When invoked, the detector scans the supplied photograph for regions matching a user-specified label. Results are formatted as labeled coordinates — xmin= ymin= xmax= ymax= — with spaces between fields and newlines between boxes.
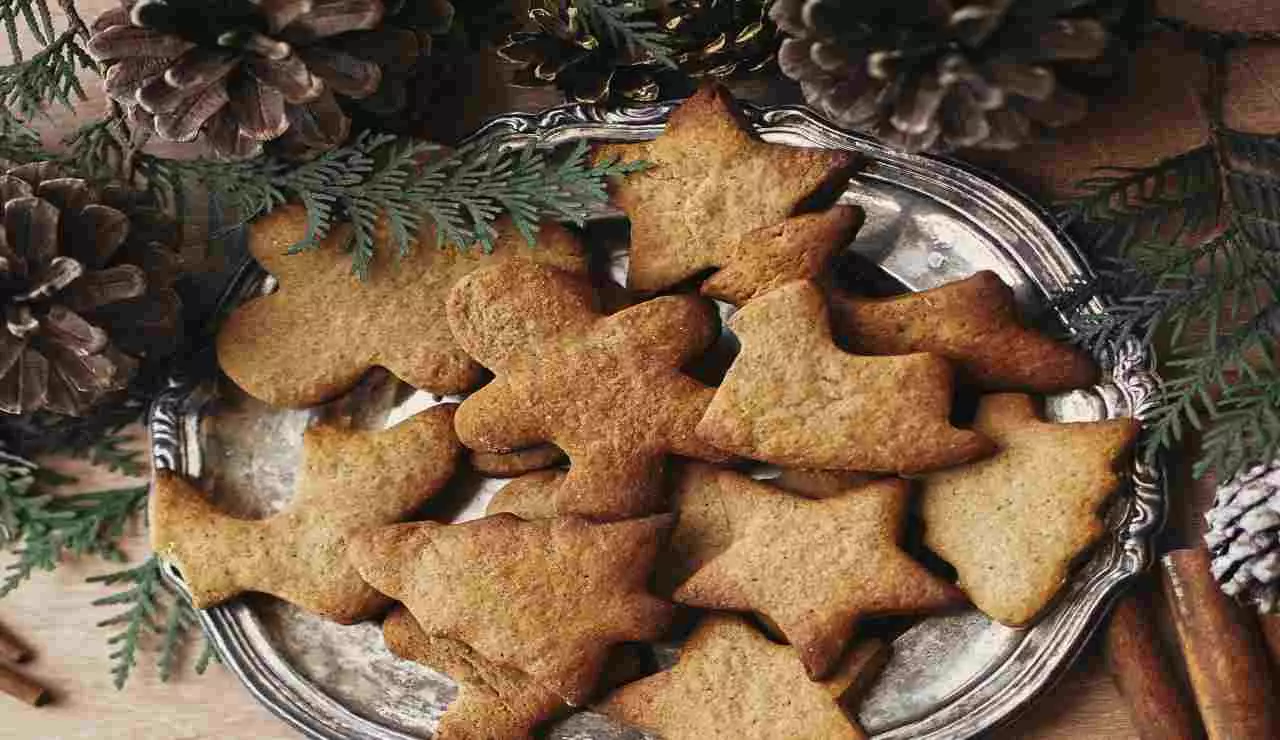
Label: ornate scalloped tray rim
xmin=149 ymin=99 xmax=1165 ymax=740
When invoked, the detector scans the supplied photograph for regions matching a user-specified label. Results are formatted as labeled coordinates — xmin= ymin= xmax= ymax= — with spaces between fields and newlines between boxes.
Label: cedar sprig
xmin=90 ymin=556 xmax=213 ymax=689
xmin=135 ymin=132 xmax=648 ymax=279
xmin=1 ymin=0 xmax=57 ymax=63
xmin=0 ymin=454 xmax=148 ymax=598
xmin=574 ymin=0 xmax=676 ymax=68
xmin=0 ymin=28 xmax=91 ymax=123
xmin=1059 ymin=122 xmax=1280 ymax=481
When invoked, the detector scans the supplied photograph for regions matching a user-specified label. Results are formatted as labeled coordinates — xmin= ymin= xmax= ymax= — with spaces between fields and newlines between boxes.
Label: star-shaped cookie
xmin=150 ymin=406 xmax=461 ymax=623
xmin=829 ymin=271 xmax=1099 ymax=392
xmin=595 ymin=84 xmax=864 ymax=300
xmin=921 ymin=394 xmax=1139 ymax=625
xmin=447 ymin=260 xmax=729 ymax=520
xmin=598 ymin=615 xmax=888 ymax=740
xmin=382 ymin=607 xmax=566 ymax=740
xmin=696 ymin=280 xmax=994 ymax=473
xmin=217 ymin=206 xmax=587 ymax=408
xmin=350 ymin=513 xmax=673 ymax=705
xmin=674 ymin=476 xmax=963 ymax=678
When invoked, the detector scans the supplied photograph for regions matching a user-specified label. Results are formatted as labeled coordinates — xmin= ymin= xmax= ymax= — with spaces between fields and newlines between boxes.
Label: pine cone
xmin=499 ymin=1 xmax=676 ymax=104
xmin=667 ymin=0 xmax=777 ymax=82
xmin=0 ymin=163 xmax=184 ymax=417
xmin=772 ymin=0 xmax=1135 ymax=152
xmin=1206 ymin=463 xmax=1280 ymax=614
xmin=87 ymin=0 xmax=455 ymax=160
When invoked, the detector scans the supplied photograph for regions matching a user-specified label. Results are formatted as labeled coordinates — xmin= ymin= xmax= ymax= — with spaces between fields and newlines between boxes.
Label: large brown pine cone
xmin=773 ymin=0 xmax=1137 ymax=152
xmin=0 ymin=163 xmax=183 ymax=416
xmin=88 ymin=0 xmax=455 ymax=159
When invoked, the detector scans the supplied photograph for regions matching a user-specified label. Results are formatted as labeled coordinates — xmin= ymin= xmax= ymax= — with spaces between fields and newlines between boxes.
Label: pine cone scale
xmin=228 ymin=75 xmax=290 ymax=141
xmin=1207 ymin=464 xmax=1280 ymax=614
xmin=153 ymin=83 xmax=231 ymax=142
xmin=6 ymin=197 xmax=60 ymax=265
xmin=65 ymin=205 xmax=131 ymax=269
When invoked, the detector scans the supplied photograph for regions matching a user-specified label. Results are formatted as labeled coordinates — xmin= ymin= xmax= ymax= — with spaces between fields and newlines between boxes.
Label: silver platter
xmin=149 ymin=101 xmax=1164 ymax=740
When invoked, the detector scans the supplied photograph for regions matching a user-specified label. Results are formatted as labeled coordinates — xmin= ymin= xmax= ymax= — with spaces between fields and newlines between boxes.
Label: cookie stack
xmin=153 ymin=85 xmax=1140 ymax=739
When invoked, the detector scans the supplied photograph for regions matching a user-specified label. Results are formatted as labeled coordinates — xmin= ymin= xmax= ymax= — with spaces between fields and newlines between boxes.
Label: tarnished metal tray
xmin=149 ymin=101 xmax=1163 ymax=740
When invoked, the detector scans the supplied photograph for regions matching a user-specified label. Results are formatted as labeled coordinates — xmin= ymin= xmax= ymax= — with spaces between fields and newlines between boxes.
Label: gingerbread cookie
xmin=447 ymin=260 xmax=729 ymax=520
xmin=217 ymin=207 xmax=587 ymax=408
xmin=921 ymin=394 xmax=1139 ymax=625
xmin=384 ymin=608 xmax=654 ymax=739
xmin=150 ymin=406 xmax=461 ymax=623
xmin=469 ymin=444 xmax=567 ymax=477
xmin=829 ymin=271 xmax=1098 ymax=392
xmin=675 ymin=476 xmax=963 ymax=679
xmin=599 ymin=615 xmax=888 ymax=740
xmin=696 ymin=280 xmax=993 ymax=473
xmin=382 ymin=608 xmax=566 ymax=740
xmin=350 ymin=513 xmax=673 ymax=705
xmin=486 ymin=469 xmax=566 ymax=520
xmin=769 ymin=468 xmax=876 ymax=499
xmin=595 ymin=84 xmax=863 ymax=300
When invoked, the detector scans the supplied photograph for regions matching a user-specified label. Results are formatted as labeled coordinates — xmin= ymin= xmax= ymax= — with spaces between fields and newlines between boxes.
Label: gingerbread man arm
xmin=595 ymin=294 xmax=719 ymax=369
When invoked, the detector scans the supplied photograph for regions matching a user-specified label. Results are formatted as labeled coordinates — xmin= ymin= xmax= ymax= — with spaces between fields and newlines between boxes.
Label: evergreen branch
xmin=141 ymin=133 xmax=648 ymax=278
xmin=0 ymin=29 xmax=91 ymax=122
xmin=574 ymin=0 xmax=675 ymax=68
xmin=0 ymin=455 xmax=147 ymax=598
xmin=90 ymin=556 xmax=164 ymax=690
xmin=90 ymin=556 xmax=213 ymax=689
xmin=0 ymin=0 xmax=58 ymax=60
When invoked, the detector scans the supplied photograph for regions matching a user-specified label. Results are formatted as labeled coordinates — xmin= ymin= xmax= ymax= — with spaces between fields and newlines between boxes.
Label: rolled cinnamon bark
xmin=0 ymin=664 xmax=48 ymax=706
xmin=0 ymin=620 xmax=28 ymax=664
xmin=1103 ymin=588 xmax=1201 ymax=740
xmin=1162 ymin=547 xmax=1280 ymax=739
xmin=1262 ymin=614 xmax=1280 ymax=673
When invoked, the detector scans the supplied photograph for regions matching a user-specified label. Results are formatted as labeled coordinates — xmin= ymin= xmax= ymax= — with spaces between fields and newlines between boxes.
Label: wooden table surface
xmin=0 ymin=0 xmax=1251 ymax=736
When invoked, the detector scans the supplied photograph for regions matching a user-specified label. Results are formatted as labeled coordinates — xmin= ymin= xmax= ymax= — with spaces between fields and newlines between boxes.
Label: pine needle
xmin=574 ymin=0 xmax=676 ymax=68
xmin=137 ymin=132 xmax=650 ymax=279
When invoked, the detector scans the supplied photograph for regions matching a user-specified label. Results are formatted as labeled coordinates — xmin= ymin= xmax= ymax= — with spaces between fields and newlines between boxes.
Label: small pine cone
xmin=0 ymin=163 xmax=184 ymax=416
xmin=499 ymin=1 xmax=677 ymax=104
xmin=87 ymin=0 xmax=455 ymax=160
xmin=1205 ymin=463 xmax=1280 ymax=615
xmin=772 ymin=0 xmax=1136 ymax=152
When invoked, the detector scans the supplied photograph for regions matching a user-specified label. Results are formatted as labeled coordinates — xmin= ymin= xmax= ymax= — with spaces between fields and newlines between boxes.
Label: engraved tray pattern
xmin=149 ymin=102 xmax=1164 ymax=740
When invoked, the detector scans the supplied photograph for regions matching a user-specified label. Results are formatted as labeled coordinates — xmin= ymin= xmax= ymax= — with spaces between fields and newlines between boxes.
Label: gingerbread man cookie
xmin=447 ymin=260 xmax=729 ymax=520
xmin=217 ymin=207 xmax=587 ymax=408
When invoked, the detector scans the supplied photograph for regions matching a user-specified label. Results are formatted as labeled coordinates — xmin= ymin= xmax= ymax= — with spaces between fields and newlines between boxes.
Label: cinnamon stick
xmin=0 ymin=664 xmax=48 ymax=706
xmin=1103 ymin=588 xmax=1201 ymax=740
xmin=1262 ymin=614 xmax=1280 ymax=673
xmin=1162 ymin=548 xmax=1280 ymax=739
xmin=0 ymin=620 xmax=30 ymax=664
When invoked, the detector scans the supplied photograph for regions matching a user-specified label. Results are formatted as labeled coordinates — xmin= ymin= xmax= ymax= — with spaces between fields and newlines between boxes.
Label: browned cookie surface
xmin=595 ymin=84 xmax=863 ymax=300
xmin=216 ymin=207 xmax=586 ymax=408
xmin=150 ymin=406 xmax=461 ymax=623
xmin=350 ymin=514 xmax=672 ymax=706
xmin=830 ymin=271 xmax=1098 ymax=392
xmin=697 ymin=280 xmax=993 ymax=472
xmin=598 ymin=615 xmax=885 ymax=740
xmin=674 ymin=476 xmax=963 ymax=679
xmin=382 ymin=608 xmax=566 ymax=740
xmin=469 ymin=444 xmax=567 ymax=477
xmin=448 ymin=260 xmax=728 ymax=520
xmin=921 ymin=394 xmax=1139 ymax=625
